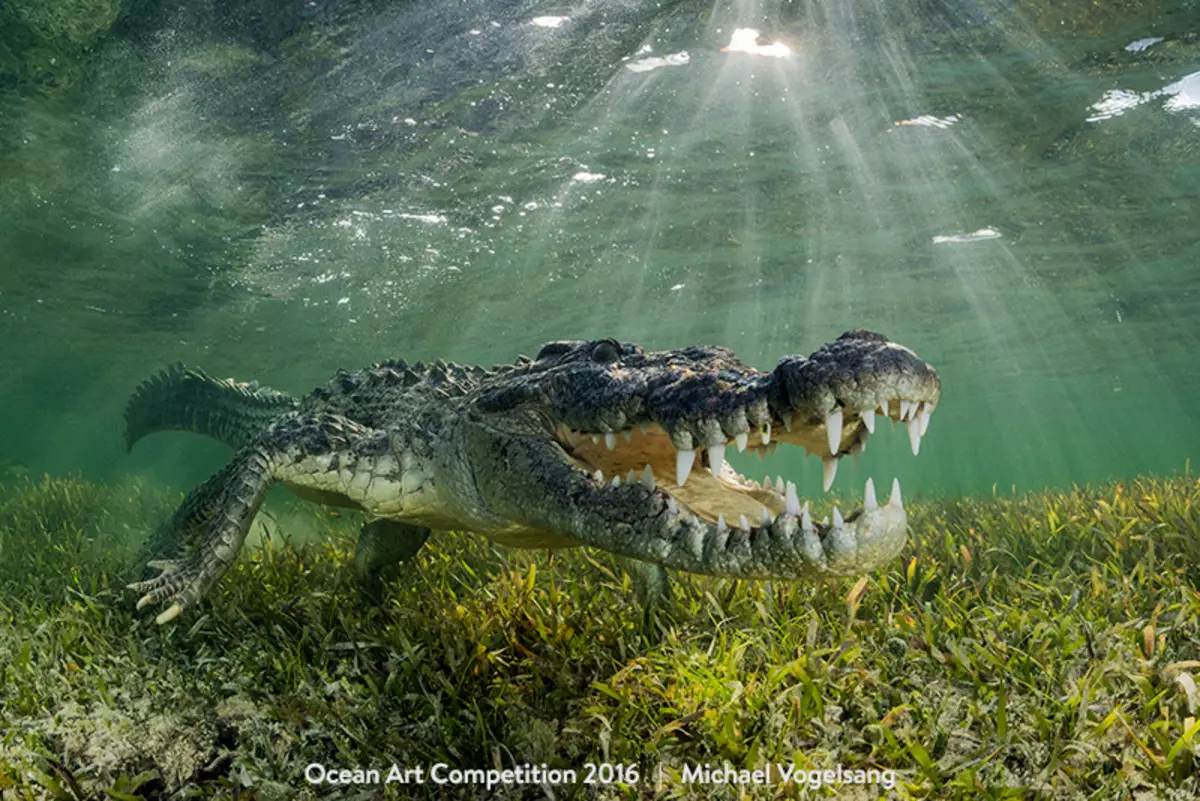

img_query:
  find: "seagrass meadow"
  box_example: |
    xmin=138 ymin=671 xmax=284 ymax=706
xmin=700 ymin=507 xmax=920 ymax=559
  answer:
xmin=6 ymin=0 xmax=1200 ymax=798
xmin=1 ymin=471 xmax=1199 ymax=799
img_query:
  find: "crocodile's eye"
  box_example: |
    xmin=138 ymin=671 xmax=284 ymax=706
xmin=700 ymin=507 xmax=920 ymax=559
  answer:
xmin=591 ymin=339 xmax=622 ymax=364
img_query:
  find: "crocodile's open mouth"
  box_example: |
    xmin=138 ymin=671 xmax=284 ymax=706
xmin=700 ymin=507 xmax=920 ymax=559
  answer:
xmin=555 ymin=396 xmax=934 ymax=545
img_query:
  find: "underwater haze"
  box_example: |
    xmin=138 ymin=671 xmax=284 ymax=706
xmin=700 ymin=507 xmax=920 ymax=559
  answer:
xmin=4 ymin=0 xmax=1200 ymax=798
xmin=1 ymin=0 xmax=1197 ymax=498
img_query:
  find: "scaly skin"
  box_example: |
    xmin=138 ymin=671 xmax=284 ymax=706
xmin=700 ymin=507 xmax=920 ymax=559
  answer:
xmin=126 ymin=330 xmax=941 ymax=624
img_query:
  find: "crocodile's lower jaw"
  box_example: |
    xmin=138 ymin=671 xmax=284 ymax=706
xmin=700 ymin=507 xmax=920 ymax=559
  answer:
xmin=555 ymin=403 xmax=929 ymax=558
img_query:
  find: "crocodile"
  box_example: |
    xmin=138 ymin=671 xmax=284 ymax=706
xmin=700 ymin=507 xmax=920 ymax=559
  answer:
xmin=125 ymin=330 xmax=940 ymax=624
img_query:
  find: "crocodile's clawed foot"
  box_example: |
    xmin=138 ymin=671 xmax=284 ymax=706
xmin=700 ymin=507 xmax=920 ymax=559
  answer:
xmin=126 ymin=558 xmax=203 ymax=624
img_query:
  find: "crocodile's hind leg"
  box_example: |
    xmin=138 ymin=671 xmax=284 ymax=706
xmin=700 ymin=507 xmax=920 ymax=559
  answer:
xmin=128 ymin=412 xmax=387 ymax=624
xmin=354 ymin=519 xmax=430 ymax=603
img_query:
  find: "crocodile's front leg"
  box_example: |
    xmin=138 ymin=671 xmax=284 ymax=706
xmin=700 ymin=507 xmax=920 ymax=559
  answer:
xmin=354 ymin=519 xmax=431 ymax=603
xmin=129 ymin=412 xmax=392 ymax=623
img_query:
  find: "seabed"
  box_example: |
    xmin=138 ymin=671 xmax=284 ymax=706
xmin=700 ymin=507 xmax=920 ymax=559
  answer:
xmin=0 ymin=471 xmax=1198 ymax=799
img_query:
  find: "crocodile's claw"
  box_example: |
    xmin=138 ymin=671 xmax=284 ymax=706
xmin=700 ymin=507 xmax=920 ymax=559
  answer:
xmin=127 ymin=558 xmax=202 ymax=624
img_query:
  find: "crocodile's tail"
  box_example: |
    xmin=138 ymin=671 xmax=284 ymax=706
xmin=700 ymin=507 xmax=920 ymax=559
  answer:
xmin=124 ymin=363 xmax=299 ymax=451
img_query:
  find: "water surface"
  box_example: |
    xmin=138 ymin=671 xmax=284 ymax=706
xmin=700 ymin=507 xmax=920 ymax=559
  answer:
xmin=1 ymin=0 xmax=1198 ymax=500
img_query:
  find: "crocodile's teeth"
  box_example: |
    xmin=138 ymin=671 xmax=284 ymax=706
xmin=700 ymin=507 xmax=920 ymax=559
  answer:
xmin=861 ymin=409 xmax=876 ymax=434
xmin=800 ymin=502 xmax=813 ymax=533
xmin=763 ymin=474 xmax=772 ymax=489
xmin=156 ymin=602 xmax=183 ymax=625
xmin=767 ymin=442 xmax=777 ymax=456
xmin=780 ymin=411 xmax=793 ymax=432
xmin=667 ymin=497 xmax=678 ymax=515
xmin=822 ymin=457 xmax=838 ymax=492
xmin=626 ymin=468 xmax=636 ymax=485
xmin=879 ymin=399 xmax=889 ymax=417
xmin=612 ymin=475 xmax=621 ymax=487
xmin=708 ymin=443 xmax=726 ymax=477
xmin=735 ymin=432 xmax=748 ymax=452
xmin=605 ymin=432 xmax=617 ymax=451
xmin=591 ymin=434 xmax=601 ymax=445
xmin=640 ymin=464 xmax=655 ymax=491
xmin=640 ymin=423 xmax=649 ymax=436
xmin=761 ymin=507 xmax=771 ymax=525
xmin=826 ymin=408 xmax=843 ymax=455
xmin=785 ymin=481 xmax=801 ymax=516
xmin=889 ymin=477 xmax=903 ymax=510
xmin=899 ymin=399 xmax=911 ymax=421
xmin=761 ymin=421 xmax=771 ymax=445
xmin=676 ymin=449 xmax=696 ymax=486
xmin=864 ymin=477 xmax=878 ymax=511
xmin=593 ymin=470 xmax=603 ymax=482
xmin=832 ymin=506 xmax=844 ymax=528
xmin=755 ymin=447 xmax=765 ymax=460
xmin=739 ymin=514 xmax=750 ymax=531
xmin=622 ymin=429 xmax=633 ymax=444
xmin=907 ymin=415 xmax=921 ymax=455
xmin=717 ymin=514 xmax=727 ymax=532
xmin=775 ymin=476 xmax=785 ymax=495
xmin=920 ymin=403 xmax=934 ymax=436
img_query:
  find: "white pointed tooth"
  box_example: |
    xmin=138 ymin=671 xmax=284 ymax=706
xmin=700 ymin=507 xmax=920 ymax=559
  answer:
xmin=899 ymin=399 xmax=911 ymax=421
xmin=717 ymin=514 xmax=727 ymax=532
xmin=833 ymin=506 xmax=844 ymax=528
xmin=801 ymin=502 xmax=813 ymax=533
xmin=864 ymin=477 xmax=878 ymax=511
xmin=822 ymin=516 xmax=829 ymax=526
xmin=739 ymin=514 xmax=750 ymax=531
xmin=708 ymin=443 xmax=726 ymax=477
xmin=667 ymin=497 xmax=678 ymax=515
xmin=640 ymin=423 xmax=649 ymax=436
xmin=676 ymin=449 xmax=696 ymax=486
xmin=822 ymin=457 xmax=838 ymax=492
xmin=605 ymin=432 xmax=617 ymax=450
xmin=622 ymin=429 xmax=633 ymax=444
xmin=641 ymin=464 xmax=655 ymax=491
xmin=780 ymin=411 xmax=792 ymax=432
xmin=593 ymin=469 xmax=603 ymax=482
xmin=612 ymin=475 xmax=621 ymax=487
xmin=761 ymin=507 xmax=771 ymax=525
xmin=920 ymin=403 xmax=934 ymax=436
xmin=826 ymin=408 xmax=843 ymax=455
xmin=735 ymin=432 xmax=748 ymax=452
xmin=785 ymin=482 xmax=801 ymax=516
xmin=761 ymin=421 xmax=771 ymax=445
xmin=889 ymin=477 xmax=903 ymax=510
xmin=879 ymin=399 xmax=889 ymax=417
xmin=907 ymin=415 xmax=921 ymax=455
xmin=591 ymin=434 xmax=602 ymax=445
xmin=775 ymin=476 xmax=785 ymax=494
xmin=861 ymin=409 xmax=875 ymax=434
xmin=626 ymin=468 xmax=636 ymax=485
xmin=763 ymin=474 xmax=772 ymax=489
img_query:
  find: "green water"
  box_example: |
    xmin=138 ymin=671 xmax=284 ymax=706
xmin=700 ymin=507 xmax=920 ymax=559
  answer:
xmin=1 ymin=0 xmax=1198 ymax=501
